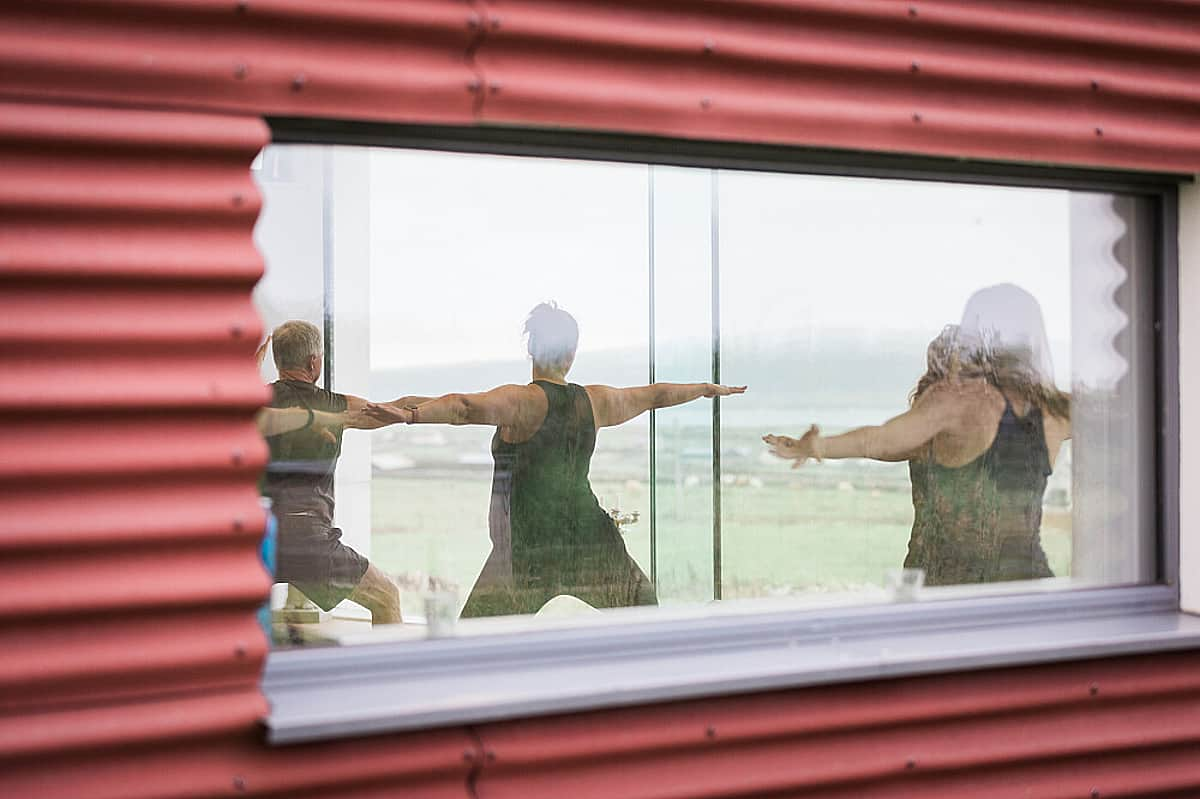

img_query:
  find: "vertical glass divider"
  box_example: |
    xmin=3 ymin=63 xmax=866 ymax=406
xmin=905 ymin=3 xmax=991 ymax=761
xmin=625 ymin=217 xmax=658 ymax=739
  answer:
xmin=648 ymin=166 xmax=657 ymax=587
xmin=321 ymin=146 xmax=335 ymax=392
xmin=711 ymin=169 xmax=722 ymax=601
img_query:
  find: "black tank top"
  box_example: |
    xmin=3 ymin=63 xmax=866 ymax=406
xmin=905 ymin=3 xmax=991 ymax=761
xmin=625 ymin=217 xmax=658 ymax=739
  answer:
xmin=905 ymin=397 xmax=1054 ymax=585
xmin=461 ymin=380 xmax=655 ymax=616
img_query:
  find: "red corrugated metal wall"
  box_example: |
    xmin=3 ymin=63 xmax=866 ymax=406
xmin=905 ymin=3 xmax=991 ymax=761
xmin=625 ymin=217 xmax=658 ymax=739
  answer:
xmin=0 ymin=2 xmax=1197 ymax=797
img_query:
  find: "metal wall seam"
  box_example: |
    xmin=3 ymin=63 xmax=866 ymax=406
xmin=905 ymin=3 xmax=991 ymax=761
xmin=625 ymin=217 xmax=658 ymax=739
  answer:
xmin=0 ymin=100 xmax=271 ymax=715
xmin=470 ymin=651 xmax=1200 ymax=799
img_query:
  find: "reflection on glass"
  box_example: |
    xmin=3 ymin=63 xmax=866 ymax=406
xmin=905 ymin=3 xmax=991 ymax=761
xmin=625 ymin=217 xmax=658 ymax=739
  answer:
xmin=250 ymin=144 xmax=1155 ymax=647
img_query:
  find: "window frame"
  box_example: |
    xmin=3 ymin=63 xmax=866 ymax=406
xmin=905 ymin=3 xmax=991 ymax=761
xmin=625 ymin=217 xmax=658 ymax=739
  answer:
xmin=260 ymin=119 xmax=1189 ymax=744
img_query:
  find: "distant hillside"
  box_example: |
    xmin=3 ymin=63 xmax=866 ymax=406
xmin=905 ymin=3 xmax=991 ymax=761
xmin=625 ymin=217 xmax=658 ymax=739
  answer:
xmin=371 ymin=329 xmax=933 ymax=417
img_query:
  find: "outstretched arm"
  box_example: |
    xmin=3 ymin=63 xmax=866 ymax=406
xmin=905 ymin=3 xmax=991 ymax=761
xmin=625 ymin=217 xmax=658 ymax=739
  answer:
xmin=764 ymin=389 xmax=957 ymax=466
xmin=587 ymin=383 xmax=746 ymax=428
xmin=256 ymin=407 xmax=369 ymax=441
xmin=364 ymin=384 xmax=534 ymax=428
xmin=340 ymin=393 xmax=434 ymax=430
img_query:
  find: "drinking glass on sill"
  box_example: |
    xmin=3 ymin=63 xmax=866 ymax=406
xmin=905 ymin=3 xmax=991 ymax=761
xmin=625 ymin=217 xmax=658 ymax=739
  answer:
xmin=885 ymin=568 xmax=925 ymax=602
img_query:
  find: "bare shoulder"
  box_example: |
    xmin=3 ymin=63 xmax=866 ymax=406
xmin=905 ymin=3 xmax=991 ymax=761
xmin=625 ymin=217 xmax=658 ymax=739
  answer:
xmin=918 ymin=380 xmax=999 ymax=428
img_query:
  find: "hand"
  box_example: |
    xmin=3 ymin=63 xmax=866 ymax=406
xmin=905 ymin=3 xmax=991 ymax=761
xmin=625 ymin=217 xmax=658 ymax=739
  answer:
xmin=363 ymin=402 xmax=415 ymax=425
xmin=763 ymin=425 xmax=821 ymax=468
xmin=703 ymin=384 xmax=747 ymax=398
xmin=254 ymin=335 xmax=272 ymax=369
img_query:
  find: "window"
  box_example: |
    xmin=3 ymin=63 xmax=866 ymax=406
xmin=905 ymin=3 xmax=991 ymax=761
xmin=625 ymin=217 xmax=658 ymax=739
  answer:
xmin=252 ymin=139 xmax=1163 ymax=657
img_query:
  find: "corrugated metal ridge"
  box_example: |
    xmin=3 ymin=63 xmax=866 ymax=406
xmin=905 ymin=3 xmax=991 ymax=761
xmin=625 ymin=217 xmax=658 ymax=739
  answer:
xmin=474 ymin=652 xmax=1200 ymax=764
xmin=489 ymin=13 xmax=1200 ymax=110
xmin=0 ymin=100 xmax=272 ymax=718
xmin=471 ymin=0 xmax=1200 ymax=172
xmin=0 ymin=0 xmax=479 ymax=126
xmin=489 ymin=0 xmax=1200 ymax=60
xmin=0 ymin=609 xmax=268 ymax=711
xmin=2 ymin=2 xmax=1198 ymax=171
xmin=0 ymin=685 xmax=267 ymax=761
xmin=472 ymin=652 xmax=1200 ymax=799
xmin=0 ymin=722 xmax=475 ymax=799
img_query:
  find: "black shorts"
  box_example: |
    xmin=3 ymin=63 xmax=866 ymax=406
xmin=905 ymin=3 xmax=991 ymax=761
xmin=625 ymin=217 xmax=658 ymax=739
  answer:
xmin=275 ymin=513 xmax=370 ymax=612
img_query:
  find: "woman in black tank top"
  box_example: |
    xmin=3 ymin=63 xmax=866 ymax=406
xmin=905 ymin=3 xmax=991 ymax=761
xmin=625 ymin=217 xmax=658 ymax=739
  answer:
xmin=365 ymin=303 xmax=746 ymax=617
xmin=764 ymin=286 xmax=1071 ymax=587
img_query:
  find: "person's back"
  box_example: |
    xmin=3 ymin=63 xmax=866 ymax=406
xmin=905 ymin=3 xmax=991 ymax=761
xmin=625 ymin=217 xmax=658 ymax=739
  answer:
xmin=906 ymin=382 xmax=1055 ymax=585
xmin=262 ymin=378 xmax=346 ymax=524
xmin=465 ymin=379 xmax=653 ymax=616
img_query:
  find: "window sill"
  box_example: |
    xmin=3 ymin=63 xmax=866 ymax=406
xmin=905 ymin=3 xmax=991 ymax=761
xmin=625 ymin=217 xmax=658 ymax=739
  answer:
xmin=262 ymin=584 xmax=1198 ymax=745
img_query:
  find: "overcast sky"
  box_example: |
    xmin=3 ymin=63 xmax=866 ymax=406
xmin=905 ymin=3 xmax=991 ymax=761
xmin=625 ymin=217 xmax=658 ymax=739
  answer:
xmin=365 ymin=148 xmax=1074 ymax=386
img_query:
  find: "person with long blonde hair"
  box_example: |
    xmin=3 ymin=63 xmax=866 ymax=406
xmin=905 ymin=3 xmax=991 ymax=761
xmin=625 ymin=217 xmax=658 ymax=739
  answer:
xmin=764 ymin=284 xmax=1071 ymax=585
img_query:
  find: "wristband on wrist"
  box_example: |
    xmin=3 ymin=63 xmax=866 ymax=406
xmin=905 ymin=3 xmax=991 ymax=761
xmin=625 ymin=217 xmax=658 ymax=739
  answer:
xmin=407 ymin=405 xmax=419 ymax=425
xmin=303 ymin=407 xmax=315 ymax=429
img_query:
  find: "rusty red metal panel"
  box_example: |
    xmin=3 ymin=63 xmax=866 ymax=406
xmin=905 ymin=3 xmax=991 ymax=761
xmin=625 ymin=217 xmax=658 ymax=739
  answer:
xmin=0 ymin=100 xmax=273 ymax=715
xmin=471 ymin=0 xmax=1200 ymax=173
xmin=2 ymin=2 xmax=1199 ymax=172
xmin=0 ymin=0 xmax=480 ymax=127
xmin=472 ymin=651 xmax=1200 ymax=798
xmin=0 ymin=97 xmax=476 ymax=798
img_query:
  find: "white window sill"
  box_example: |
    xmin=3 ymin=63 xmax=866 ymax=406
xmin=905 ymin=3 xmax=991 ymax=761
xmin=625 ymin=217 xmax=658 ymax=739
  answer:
xmin=262 ymin=584 xmax=1198 ymax=744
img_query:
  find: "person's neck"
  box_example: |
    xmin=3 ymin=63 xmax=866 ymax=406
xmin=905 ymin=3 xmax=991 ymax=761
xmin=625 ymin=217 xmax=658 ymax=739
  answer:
xmin=278 ymin=368 xmax=317 ymax=383
xmin=532 ymin=367 xmax=568 ymax=385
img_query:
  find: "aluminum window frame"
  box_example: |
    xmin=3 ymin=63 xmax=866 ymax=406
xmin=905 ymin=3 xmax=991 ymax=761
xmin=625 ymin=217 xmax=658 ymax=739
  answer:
xmin=261 ymin=119 xmax=1189 ymax=744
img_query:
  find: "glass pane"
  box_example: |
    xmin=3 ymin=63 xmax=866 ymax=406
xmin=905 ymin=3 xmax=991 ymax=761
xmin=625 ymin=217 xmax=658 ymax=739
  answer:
xmin=250 ymin=142 xmax=1157 ymax=648
xmin=365 ymin=150 xmax=651 ymax=619
xmin=650 ymin=166 xmax=716 ymax=603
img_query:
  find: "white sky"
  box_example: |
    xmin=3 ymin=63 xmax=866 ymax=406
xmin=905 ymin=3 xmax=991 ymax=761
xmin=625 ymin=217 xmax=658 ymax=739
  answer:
xmin=367 ymin=148 xmax=1073 ymax=385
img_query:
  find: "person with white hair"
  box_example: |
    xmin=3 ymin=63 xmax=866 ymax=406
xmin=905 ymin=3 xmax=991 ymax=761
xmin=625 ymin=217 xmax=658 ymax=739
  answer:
xmin=261 ymin=320 xmax=428 ymax=624
xmin=363 ymin=302 xmax=746 ymax=617
xmin=764 ymin=284 xmax=1072 ymax=585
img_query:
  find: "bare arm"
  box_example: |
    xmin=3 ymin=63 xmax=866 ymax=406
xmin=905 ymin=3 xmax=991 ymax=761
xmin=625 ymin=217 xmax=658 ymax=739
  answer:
xmin=764 ymin=389 xmax=958 ymax=466
xmin=586 ymin=383 xmax=746 ymax=428
xmin=364 ymin=384 xmax=536 ymax=428
xmin=337 ymin=394 xmax=434 ymax=430
xmin=255 ymin=407 xmax=365 ymax=441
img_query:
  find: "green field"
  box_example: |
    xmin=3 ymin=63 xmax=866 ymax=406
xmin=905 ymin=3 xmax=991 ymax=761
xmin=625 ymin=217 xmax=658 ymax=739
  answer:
xmin=369 ymin=458 xmax=1072 ymax=615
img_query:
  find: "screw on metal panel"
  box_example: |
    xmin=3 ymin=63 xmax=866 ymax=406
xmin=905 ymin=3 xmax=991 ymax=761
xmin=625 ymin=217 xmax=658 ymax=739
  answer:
xmin=489 ymin=82 xmax=502 ymax=94
xmin=906 ymin=758 xmax=916 ymax=770
xmin=232 ymin=776 xmax=246 ymax=792
xmin=1090 ymin=79 xmax=1099 ymax=91
xmin=462 ymin=749 xmax=476 ymax=762
xmin=233 ymin=63 xmax=247 ymax=80
xmin=234 ymin=643 xmax=247 ymax=658
xmin=1094 ymin=126 xmax=1104 ymax=137
xmin=910 ymin=61 xmax=920 ymax=72
xmin=700 ymin=97 xmax=712 ymax=109
xmin=231 ymin=324 xmax=243 ymax=339
xmin=235 ymin=0 xmax=247 ymax=14
xmin=233 ymin=517 xmax=244 ymax=532
xmin=466 ymin=14 xmax=480 ymax=30
xmin=703 ymin=39 xmax=715 ymax=54
xmin=912 ymin=112 xmax=922 ymax=122
xmin=231 ymin=449 xmax=244 ymax=466
xmin=1089 ymin=683 xmax=1099 ymax=696
xmin=705 ymin=725 xmax=717 ymax=739
xmin=491 ymin=16 xmax=502 ymax=30
xmin=466 ymin=79 xmax=481 ymax=93
xmin=1091 ymin=790 xmax=1101 ymax=799
xmin=485 ymin=750 xmax=497 ymax=763
xmin=291 ymin=74 xmax=306 ymax=92
xmin=908 ymin=6 xmax=918 ymax=17
xmin=232 ymin=193 xmax=244 ymax=207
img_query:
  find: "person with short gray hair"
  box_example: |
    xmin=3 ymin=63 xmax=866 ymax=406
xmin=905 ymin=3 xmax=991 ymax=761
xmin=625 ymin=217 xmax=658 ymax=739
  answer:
xmin=261 ymin=319 xmax=429 ymax=625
